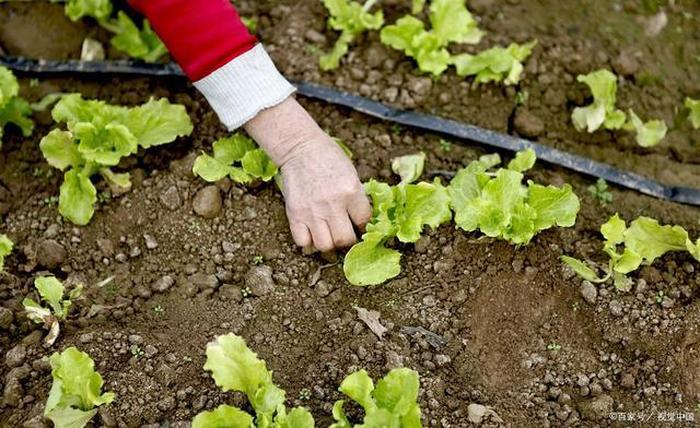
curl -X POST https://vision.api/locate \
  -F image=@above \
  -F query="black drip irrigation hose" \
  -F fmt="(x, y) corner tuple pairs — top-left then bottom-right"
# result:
(3, 56), (700, 206)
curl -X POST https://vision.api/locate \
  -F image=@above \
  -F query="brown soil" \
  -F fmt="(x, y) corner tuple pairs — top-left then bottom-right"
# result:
(1, 1), (700, 427)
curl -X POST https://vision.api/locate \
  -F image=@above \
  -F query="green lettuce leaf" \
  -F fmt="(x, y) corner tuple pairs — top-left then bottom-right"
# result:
(395, 179), (452, 243)
(452, 41), (536, 85)
(192, 153), (232, 183)
(125, 98), (193, 148)
(560, 256), (608, 283)
(391, 152), (426, 184)
(571, 69), (626, 132)
(40, 130), (81, 171)
(343, 238), (402, 286)
(192, 405), (254, 428)
(507, 148), (536, 172)
(110, 12), (168, 63)
(429, 0), (484, 45)
(0, 234), (13, 271)
(411, 0), (426, 14)
(62, 0), (112, 22)
(193, 134), (270, 184)
(59, 168), (98, 226)
(241, 149), (278, 181)
(686, 97), (700, 129)
(34, 276), (67, 318)
(0, 66), (19, 107)
(0, 67), (34, 143)
(45, 347), (114, 428)
(74, 122), (137, 166)
(625, 110), (667, 147)
(320, 0), (384, 70)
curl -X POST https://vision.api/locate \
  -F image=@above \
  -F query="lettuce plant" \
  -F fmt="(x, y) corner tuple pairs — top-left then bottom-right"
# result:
(330, 368), (422, 427)
(380, 0), (483, 76)
(193, 333), (314, 428)
(57, 0), (167, 62)
(40, 94), (193, 225)
(0, 234), (12, 272)
(562, 214), (700, 291)
(23, 276), (83, 346)
(343, 152), (451, 286)
(320, 0), (384, 70)
(452, 41), (537, 85)
(44, 347), (115, 428)
(448, 149), (580, 245)
(0, 66), (34, 145)
(685, 97), (700, 129)
(571, 69), (627, 133)
(192, 134), (277, 184)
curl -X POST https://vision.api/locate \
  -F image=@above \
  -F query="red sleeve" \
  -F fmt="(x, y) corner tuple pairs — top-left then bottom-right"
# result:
(129, 0), (257, 81)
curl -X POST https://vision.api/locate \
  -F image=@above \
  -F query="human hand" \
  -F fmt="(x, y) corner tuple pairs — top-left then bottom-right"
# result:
(244, 97), (371, 251)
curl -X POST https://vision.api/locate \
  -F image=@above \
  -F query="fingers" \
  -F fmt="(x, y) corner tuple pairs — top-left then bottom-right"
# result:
(347, 192), (372, 229)
(289, 221), (312, 248)
(327, 215), (357, 248)
(308, 221), (335, 253)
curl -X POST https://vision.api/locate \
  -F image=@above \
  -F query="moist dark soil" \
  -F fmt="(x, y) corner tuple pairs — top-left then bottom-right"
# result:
(1, 1), (700, 427)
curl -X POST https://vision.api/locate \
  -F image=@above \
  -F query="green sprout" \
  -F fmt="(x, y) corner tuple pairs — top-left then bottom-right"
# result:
(241, 286), (252, 298)
(439, 139), (453, 152)
(547, 343), (562, 352)
(588, 178), (613, 205)
(298, 388), (311, 401)
(130, 345), (145, 359)
(153, 305), (164, 315)
(252, 255), (264, 265)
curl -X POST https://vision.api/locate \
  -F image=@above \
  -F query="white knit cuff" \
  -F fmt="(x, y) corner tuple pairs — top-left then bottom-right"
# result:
(193, 44), (296, 130)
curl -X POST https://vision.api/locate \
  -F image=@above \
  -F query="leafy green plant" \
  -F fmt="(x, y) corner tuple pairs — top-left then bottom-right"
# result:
(0, 66), (34, 145)
(452, 41), (537, 85)
(588, 178), (613, 205)
(571, 69), (627, 133)
(685, 97), (700, 129)
(40, 93), (193, 225)
(192, 333), (315, 428)
(192, 134), (277, 184)
(343, 152), (451, 286)
(330, 368), (422, 427)
(572, 69), (667, 146)
(0, 234), (13, 272)
(320, 0), (384, 70)
(23, 276), (83, 346)
(562, 214), (700, 291)
(448, 149), (580, 245)
(44, 347), (115, 428)
(56, 0), (167, 62)
(380, 0), (483, 76)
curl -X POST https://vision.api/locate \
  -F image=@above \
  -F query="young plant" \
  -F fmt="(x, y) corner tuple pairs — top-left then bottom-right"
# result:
(623, 109), (667, 147)
(330, 368), (423, 427)
(571, 69), (626, 133)
(588, 178), (613, 205)
(44, 347), (115, 428)
(343, 152), (452, 286)
(320, 0), (384, 70)
(0, 66), (34, 145)
(59, 0), (167, 62)
(380, 0), (483, 76)
(562, 214), (700, 291)
(23, 276), (83, 346)
(40, 93), (193, 225)
(448, 149), (580, 245)
(193, 333), (315, 428)
(192, 134), (277, 184)
(0, 234), (13, 272)
(452, 41), (537, 85)
(685, 97), (700, 129)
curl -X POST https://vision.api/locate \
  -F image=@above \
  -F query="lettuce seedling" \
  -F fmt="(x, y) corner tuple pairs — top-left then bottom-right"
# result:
(685, 97), (700, 129)
(623, 109), (667, 147)
(193, 333), (315, 428)
(571, 69), (627, 133)
(344, 152), (451, 286)
(448, 149), (580, 245)
(320, 0), (384, 70)
(192, 134), (278, 184)
(562, 214), (700, 291)
(23, 276), (83, 347)
(330, 368), (423, 427)
(0, 234), (12, 272)
(0, 66), (34, 145)
(40, 94), (193, 225)
(380, 0), (483, 76)
(58, 0), (167, 62)
(44, 347), (115, 428)
(452, 41), (537, 85)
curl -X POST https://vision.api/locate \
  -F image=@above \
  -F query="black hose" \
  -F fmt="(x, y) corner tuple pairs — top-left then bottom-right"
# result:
(3, 56), (699, 206)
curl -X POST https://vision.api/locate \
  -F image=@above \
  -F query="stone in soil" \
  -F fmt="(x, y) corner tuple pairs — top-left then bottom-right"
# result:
(577, 394), (613, 421)
(514, 109), (545, 138)
(245, 265), (275, 296)
(193, 185), (222, 219)
(160, 186), (181, 210)
(36, 239), (67, 269)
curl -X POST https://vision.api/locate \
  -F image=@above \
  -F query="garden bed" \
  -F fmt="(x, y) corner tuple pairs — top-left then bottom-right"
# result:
(1, 1), (700, 427)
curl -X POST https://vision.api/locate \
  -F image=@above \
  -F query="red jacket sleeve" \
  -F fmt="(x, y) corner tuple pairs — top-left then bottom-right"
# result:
(129, 0), (257, 81)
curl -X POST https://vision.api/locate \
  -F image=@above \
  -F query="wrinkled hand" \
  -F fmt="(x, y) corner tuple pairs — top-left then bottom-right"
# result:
(244, 96), (371, 251)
